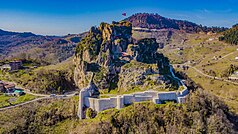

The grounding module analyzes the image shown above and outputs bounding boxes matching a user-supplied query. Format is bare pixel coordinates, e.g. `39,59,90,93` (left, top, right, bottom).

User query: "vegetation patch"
0,94,37,108
219,25,238,45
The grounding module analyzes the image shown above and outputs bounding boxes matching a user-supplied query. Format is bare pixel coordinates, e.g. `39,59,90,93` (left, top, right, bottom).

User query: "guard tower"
78,74,99,119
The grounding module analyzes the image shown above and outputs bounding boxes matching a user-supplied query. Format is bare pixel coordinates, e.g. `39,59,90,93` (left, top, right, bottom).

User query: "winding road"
189,66,238,86
0,92,77,111
0,81,78,111
0,97,49,111
172,49,238,86
216,51,237,62
173,63,238,86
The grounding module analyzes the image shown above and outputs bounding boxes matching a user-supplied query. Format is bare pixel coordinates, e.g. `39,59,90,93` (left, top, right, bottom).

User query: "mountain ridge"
0,13,230,64
0,29,36,37
125,13,227,33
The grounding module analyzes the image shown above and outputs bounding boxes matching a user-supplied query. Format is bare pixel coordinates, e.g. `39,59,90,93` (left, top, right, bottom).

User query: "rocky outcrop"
74,21,132,90
118,45,173,92
74,21,176,92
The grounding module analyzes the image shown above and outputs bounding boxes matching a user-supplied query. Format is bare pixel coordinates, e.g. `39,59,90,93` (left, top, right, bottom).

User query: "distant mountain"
125,13,227,33
0,29,36,37
0,29,86,64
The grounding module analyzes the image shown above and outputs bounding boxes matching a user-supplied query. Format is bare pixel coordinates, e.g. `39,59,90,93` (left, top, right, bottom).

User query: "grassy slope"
157,32,238,114
0,57,75,94
185,68,238,114
42,90,237,134
2,90,236,134
0,96,79,134
0,94,37,108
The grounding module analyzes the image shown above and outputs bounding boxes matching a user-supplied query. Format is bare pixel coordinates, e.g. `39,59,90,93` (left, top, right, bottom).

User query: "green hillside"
0,58,75,94
0,90,237,133
219,25,238,45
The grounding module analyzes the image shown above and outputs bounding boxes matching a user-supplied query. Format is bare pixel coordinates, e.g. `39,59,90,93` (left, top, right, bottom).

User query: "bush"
86,108,97,119
221,64,238,78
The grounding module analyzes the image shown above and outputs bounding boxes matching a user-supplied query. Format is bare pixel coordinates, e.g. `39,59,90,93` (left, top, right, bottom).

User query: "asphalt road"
0,92,77,111
0,81,78,111
0,97,49,111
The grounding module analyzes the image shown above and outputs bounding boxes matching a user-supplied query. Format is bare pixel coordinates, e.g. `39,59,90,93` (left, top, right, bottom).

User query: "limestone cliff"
74,21,177,92
74,21,133,90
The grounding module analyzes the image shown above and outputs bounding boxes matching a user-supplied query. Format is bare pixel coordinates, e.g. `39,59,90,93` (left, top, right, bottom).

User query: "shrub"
86,108,97,119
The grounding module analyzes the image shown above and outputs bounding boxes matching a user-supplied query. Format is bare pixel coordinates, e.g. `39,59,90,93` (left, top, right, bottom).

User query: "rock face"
74,21,133,90
74,21,176,92
118,54,172,92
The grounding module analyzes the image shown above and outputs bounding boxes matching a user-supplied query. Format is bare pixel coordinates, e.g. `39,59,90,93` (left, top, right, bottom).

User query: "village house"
0,81,24,96
4,83,16,93
0,81,16,93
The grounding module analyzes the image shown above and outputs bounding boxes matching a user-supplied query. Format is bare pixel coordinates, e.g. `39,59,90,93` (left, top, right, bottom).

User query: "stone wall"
157,92,178,101
78,88,189,119
78,65,190,119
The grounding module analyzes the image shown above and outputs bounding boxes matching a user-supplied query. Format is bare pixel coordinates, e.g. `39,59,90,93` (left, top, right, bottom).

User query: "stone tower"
78,74,99,119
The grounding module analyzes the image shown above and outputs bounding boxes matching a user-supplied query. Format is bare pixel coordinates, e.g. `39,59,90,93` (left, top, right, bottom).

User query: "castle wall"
143,91,159,97
153,98,161,104
177,96,187,103
78,65,190,119
134,96,153,102
97,98,117,111
123,95,134,105
158,92,178,102
84,97,118,112
81,89,189,115
85,97,99,110
179,88,189,96
117,96,124,109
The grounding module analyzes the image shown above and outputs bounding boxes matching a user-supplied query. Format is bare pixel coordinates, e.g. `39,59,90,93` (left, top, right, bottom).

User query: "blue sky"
0,0,237,35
